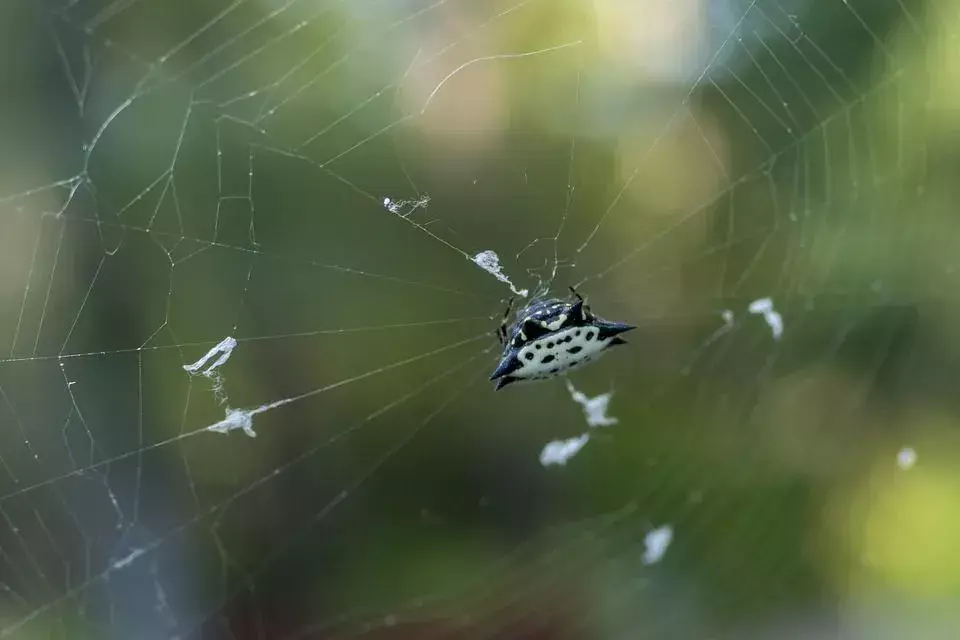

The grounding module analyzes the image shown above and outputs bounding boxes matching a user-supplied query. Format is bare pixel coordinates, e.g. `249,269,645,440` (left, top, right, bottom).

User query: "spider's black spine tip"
597,321,636,339
489,355,521,381
494,376,517,390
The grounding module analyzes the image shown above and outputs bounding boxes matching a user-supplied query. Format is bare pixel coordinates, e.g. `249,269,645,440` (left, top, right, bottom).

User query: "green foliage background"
1,0,960,637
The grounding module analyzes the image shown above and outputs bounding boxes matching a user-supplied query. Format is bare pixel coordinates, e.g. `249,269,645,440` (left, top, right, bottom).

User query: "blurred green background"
2,0,960,638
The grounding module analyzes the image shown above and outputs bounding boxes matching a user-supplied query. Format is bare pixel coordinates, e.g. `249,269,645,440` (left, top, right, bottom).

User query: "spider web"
0,0,953,637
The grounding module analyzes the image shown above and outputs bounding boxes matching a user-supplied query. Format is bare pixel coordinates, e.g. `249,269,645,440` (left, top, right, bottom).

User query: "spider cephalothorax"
489,288,634,390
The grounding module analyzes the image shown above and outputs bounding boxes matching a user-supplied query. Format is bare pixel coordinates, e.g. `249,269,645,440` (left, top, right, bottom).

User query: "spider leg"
568,285,591,320
497,297,514,346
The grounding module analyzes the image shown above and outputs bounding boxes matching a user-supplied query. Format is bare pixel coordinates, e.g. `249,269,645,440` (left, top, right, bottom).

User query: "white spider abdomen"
489,292,634,390
512,326,612,381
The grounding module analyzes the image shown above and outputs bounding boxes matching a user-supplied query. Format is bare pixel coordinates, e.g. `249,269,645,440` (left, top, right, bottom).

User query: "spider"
489,287,634,390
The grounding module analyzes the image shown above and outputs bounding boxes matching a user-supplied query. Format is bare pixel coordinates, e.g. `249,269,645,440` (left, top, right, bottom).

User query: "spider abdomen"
515,327,608,380
490,292,634,390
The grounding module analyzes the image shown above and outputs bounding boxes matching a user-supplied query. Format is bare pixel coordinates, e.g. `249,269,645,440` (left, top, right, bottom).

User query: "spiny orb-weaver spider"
489,287,635,390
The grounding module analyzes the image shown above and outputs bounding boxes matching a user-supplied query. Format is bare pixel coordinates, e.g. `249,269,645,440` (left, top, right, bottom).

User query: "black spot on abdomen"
541,355,556,364
568,346,583,354
525,353,534,360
